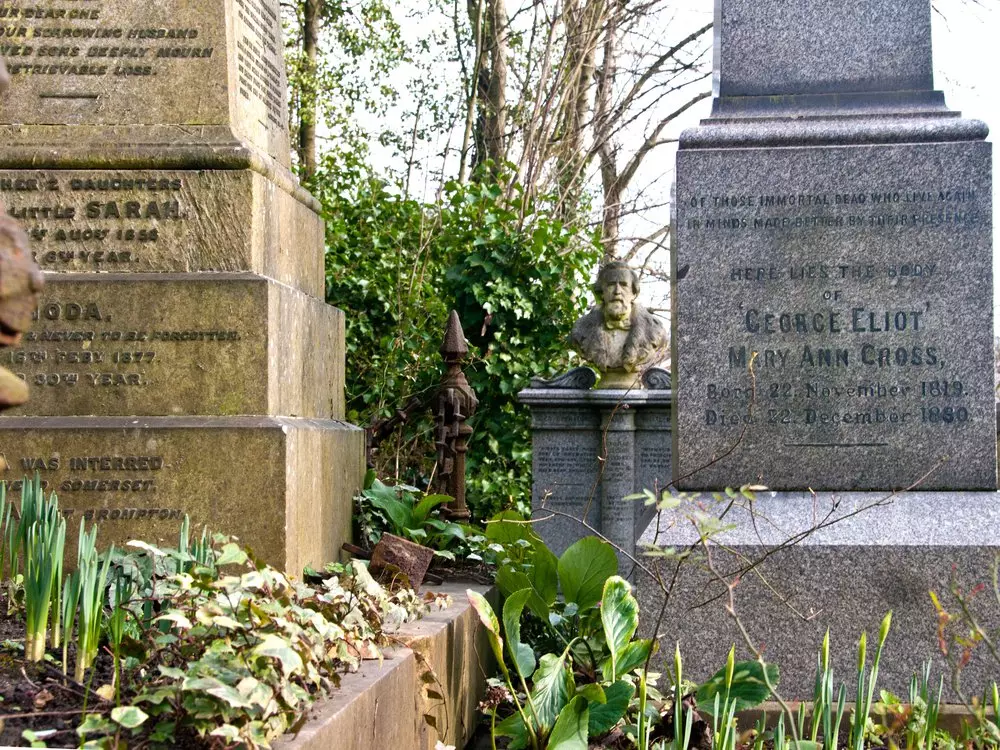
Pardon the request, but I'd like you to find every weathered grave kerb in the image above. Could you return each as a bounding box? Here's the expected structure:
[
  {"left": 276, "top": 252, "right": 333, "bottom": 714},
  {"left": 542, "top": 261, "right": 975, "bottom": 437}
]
[
  {"left": 652, "top": 0, "right": 999, "bottom": 697},
  {"left": 0, "top": 0, "right": 364, "bottom": 572}
]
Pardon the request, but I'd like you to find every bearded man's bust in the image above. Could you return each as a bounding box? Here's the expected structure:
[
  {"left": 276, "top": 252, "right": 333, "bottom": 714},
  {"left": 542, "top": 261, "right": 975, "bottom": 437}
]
[{"left": 569, "top": 262, "right": 668, "bottom": 388}]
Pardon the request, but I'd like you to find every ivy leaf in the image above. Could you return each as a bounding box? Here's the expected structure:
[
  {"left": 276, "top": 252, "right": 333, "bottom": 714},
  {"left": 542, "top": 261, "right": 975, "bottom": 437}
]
[
  {"left": 210, "top": 724, "right": 242, "bottom": 742},
  {"left": 154, "top": 611, "right": 193, "bottom": 630},
  {"left": 111, "top": 706, "right": 149, "bottom": 729},
  {"left": 251, "top": 634, "right": 305, "bottom": 678},
  {"left": 157, "top": 665, "right": 186, "bottom": 680},
  {"left": 183, "top": 677, "right": 254, "bottom": 709},
  {"left": 215, "top": 543, "right": 248, "bottom": 567},
  {"left": 23, "top": 728, "right": 56, "bottom": 748},
  {"left": 76, "top": 714, "right": 115, "bottom": 737}
]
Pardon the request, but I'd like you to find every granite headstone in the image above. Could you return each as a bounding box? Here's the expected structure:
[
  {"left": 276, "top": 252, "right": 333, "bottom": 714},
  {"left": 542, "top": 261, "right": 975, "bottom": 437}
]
[
  {"left": 673, "top": 0, "right": 994, "bottom": 491},
  {"left": 655, "top": 0, "right": 998, "bottom": 698}
]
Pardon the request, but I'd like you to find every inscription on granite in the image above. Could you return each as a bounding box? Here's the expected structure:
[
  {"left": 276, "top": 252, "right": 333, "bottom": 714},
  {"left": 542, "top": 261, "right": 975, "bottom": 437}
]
[
  {"left": 0, "top": 422, "right": 296, "bottom": 564},
  {"left": 0, "top": 0, "right": 360, "bottom": 573},
  {"left": 234, "top": 0, "right": 286, "bottom": 130},
  {"left": 673, "top": 143, "right": 994, "bottom": 491},
  {"left": 534, "top": 440, "right": 599, "bottom": 500},
  {"left": 532, "top": 420, "right": 601, "bottom": 556},
  {"left": 14, "top": 453, "right": 166, "bottom": 501},
  {"left": 1, "top": 1, "right": 220, "bottom": 113},
  {"left": 1, "top": 170, "right": 241, "bottom": 271},
  {"left": 3, "top": 171, "right": 184, "bottom": 269}
]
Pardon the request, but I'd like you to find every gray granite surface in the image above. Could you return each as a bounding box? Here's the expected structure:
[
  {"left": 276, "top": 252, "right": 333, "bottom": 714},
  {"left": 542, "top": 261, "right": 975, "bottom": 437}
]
[
  {"left": 715, "top": 0, "right": 932, "bottom": 98},
  {"left": 681, "top": 116, "right": 989, "bottom": 149},
  {"left": 635, "top": 491, "right": 1000, "bottom": 699},
  {"left": 673, "top": 140, "right": 995, "bottom": 491},
  {"left": 657, "top": 0, "right": 999, "bottom": 702},
  {"left": 519, "top": 388, "right": 671, "bottom": 563}
]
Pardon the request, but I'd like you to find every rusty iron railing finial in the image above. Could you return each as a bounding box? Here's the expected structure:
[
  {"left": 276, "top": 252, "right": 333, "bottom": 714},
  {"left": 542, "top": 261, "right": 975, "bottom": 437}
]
[{"left": 435, "top": 310, "right": 477, "bottom": 519}]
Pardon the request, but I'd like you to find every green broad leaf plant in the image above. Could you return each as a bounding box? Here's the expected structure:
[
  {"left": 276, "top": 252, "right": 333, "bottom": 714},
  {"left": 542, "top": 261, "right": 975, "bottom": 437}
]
[
  {"left": 356, "top": 470, "right": 492, "bottom": 562},
  {"left": 470, "top": 519, "right": 781, "bottom": 749},
  {"left": 0, "top": 480, "right": 444, "bottom": 749},
  {"left": 72, "top": 545, "right": 438, "bottom": 748},
  {"left": 468, "top": 519, "right": 655, "bottom": 749}
]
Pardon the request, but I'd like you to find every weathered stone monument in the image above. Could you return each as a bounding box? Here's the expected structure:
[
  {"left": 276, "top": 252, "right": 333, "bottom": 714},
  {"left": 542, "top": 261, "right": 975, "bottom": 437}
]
[
  {"left": 643, "top": 0, "right": 998, "bottom": 696},
  {"left": 0, "top": 0, "right": 365, "bottom": 573},
  {"left": 519, "top": 265, "right": 671, "bottom": 570}
]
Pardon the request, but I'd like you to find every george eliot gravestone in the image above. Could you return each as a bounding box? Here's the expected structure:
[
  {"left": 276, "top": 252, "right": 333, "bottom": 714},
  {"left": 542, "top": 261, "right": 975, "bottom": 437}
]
[
  {"left": 672, "top": 1, "right": 994, "bottom": 491},
  {"left": 0, "top": 0, "right": 365, "bottom": 572},
  {"left": 645, "top": 0, "right": 1000, "bottom": 698},
  {"left": 673, "top": 2, "right": 996, "bottom": 490}
]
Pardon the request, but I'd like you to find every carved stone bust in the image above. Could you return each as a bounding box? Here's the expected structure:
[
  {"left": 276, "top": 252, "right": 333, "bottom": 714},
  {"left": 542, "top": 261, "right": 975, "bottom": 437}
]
[{"left": 569, "top": 262, "right": 667, "bottom": 388}]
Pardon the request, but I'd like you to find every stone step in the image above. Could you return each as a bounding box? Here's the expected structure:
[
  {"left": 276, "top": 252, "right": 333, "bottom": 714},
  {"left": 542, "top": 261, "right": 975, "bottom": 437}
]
[
  {"left": 0, "top": 167, "right": 324, "bottom": 297},
  {"left": 1, "top": 272, "right": 345, "bottom": 419},
  {"left": 273, "top": 584, "right": 495, "bottom": 750},
  {"left": 637, "top": 490, "right": 1000, "bottom": 700},
  {"left": 0, "top": 414, "right": 363, "bottom": 573}
]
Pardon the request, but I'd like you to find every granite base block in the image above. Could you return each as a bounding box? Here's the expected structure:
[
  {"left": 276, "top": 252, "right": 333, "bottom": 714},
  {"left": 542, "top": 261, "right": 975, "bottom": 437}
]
[
  {"left": 0, "top": 415, "right": 365, "bottom": 575},
  {"left": 3, "top": 273, "right": 346, "bottom": 419},
  {"left": 635, "top": 491, "right": 1000, "bottom": 699}
]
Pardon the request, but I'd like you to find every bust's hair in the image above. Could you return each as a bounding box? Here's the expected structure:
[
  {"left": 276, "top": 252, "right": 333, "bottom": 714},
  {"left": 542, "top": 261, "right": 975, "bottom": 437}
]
[{"left": 593, "top": 261, "right": 640, "bottom": 299}]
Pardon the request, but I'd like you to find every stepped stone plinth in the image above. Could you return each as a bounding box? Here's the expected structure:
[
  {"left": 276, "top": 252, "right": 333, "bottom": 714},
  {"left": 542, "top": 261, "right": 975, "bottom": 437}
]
[{"left": 0, "top": 0, "right": 364, "bottom": 571}]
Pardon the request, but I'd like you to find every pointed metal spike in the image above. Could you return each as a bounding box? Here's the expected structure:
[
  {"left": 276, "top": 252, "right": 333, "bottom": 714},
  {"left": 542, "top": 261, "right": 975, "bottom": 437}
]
[{"left": 440, "top": 310, "right": 468, "bottom": 358}]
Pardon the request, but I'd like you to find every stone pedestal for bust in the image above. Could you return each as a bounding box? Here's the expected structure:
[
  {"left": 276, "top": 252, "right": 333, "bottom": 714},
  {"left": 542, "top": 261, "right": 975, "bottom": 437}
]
[
  {"left": 0, "top": 0, "right": 364, "bottom": 572},
  {"left": 517, "top": 373, "right": 671, "bottom": 574}
]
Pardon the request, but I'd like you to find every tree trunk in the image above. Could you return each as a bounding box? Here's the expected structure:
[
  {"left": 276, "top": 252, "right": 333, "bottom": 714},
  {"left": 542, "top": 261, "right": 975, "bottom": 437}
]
[
  {"left": 595, "top": 0, "right": 624, "bottom": 258},
  {"left": 469, "top": 0, "right": 508, "bottom": 176},
  {"left": 554, "top": 0, "right": 603, "bottom": 220},
  {"left": 298, "top": 0, "right": 320, "bottom": 180},
  {"left": 482, "top": 0, "right": 507, "bottom": 170}
]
